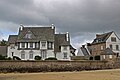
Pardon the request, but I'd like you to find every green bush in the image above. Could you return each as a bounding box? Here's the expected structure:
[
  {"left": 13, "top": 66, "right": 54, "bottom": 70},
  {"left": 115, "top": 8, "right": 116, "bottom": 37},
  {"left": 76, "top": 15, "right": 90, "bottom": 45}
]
[
  {"left": 0, "top": 55, "right": 6, "bottom": 60},
  {"left": 45, "top": 57, "right": 57, "bottom": 60},
  {"left": 34, "top": 55, "right": 41, "bottom": 60},
  {"left": 13, "top": 56, "right": 21, "bottom": 60},
  {"left": 89, "top": 56, "right": 93, "bottom": 60},
  {"left": 94, "top": 55, "right": 100, "bottom": 60}
]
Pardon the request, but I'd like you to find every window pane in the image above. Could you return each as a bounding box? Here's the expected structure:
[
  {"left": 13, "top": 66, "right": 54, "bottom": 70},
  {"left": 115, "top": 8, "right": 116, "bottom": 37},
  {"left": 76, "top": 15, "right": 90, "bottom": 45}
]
[
  {"left": 116, "top": 45, "right": 119, "bottom": 50},
  {"left": 109, "top": 45, "right": 112, "bottom": 50},
  {"left": 30, "top": 43, "right": 33, "bottom": 48},
  {"left": 63, "top": 46, "right": 67, "bottom": 50},
  {"left": 21, "top": 54, "right": 25, "bottom": 59},
  {"left": 111, "top": 37, "right": 116, "bottom": 42},
  {"left": 63, "top": 52, "right": 67, "bottom": 59},
  {"left": 48, "top": 42, "right": 52, "bottom": 49},
  {"left": 22, "top": 43, "right": 25, "bottom": 48},
  {"left": 29, "top": 54, "right": 33, "bottom": 59},
  {"left": 41, "top": 42, "right": 46, "bottom": 47}
]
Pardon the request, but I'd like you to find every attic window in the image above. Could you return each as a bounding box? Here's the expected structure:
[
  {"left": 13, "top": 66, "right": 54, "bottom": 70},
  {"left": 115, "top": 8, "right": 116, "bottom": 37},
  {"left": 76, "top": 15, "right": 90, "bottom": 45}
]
[
  {"left": 111, "top": 37, "right": 116, "bottom": 42},
  {"left": 25, "top": 33, "right": 32, "bottom": 39}
]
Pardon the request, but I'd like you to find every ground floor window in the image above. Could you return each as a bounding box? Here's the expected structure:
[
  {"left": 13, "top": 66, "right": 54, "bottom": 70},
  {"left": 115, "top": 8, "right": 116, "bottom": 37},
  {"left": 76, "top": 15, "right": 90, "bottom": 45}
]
[
  {"left": 21, "top": 53, "right": 25, "bottom": 59},
  {"left": 29, "top": 54, "right": 33, "bottom": 59},
  {"left": 63, "top": 52, "right": 67, "bottom": 59},
  {"left": 41, "top": 50, "right": 47, "bottom": 59}
]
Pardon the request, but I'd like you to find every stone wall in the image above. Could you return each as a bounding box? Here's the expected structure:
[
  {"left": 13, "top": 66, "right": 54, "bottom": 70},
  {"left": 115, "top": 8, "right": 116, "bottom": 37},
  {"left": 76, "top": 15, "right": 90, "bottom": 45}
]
[{"left": 0, "top": 60, "right": 115, "bottom": 73}]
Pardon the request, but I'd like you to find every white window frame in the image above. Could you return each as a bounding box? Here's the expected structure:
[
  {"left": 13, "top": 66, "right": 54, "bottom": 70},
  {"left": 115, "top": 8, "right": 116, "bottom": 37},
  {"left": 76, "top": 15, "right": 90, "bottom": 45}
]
[
  {"left": 41, "top": 50, "right": 47, "bottom": 59},
  {"left": 41, "top": 42, "right": 46, "bottom": 47},
  {"left": 29, "top": 54, "right": 33, "bottom": 59}
]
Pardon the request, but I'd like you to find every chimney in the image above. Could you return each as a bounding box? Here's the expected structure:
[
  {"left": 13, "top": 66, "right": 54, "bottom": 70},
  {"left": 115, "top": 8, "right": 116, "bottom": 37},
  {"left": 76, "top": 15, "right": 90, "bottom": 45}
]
[
  {"left": 66, "top": 32, "right": 69, "bottom": 41},
  {"left": 20, "top": 24, "right": 24, "bottom": 31},
  {"left": 51, "top": 24, "right": 55, "bottom": 29}
]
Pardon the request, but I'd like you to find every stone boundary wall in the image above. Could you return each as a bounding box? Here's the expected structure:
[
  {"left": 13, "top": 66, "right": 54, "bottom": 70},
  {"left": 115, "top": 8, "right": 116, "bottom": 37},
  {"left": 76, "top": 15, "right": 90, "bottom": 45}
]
[{"left": 0, "top": 60, "right": 115, "bottom": 73}]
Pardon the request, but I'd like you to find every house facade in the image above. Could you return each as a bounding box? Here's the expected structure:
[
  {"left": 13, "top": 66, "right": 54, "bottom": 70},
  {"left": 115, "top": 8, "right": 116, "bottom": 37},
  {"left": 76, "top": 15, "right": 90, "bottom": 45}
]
[
  {"left": 91, "top": 31, "right": 120, "bottom": 58},
  {"left": 7, "top": 24, "right": 75, "bottom": 60}
]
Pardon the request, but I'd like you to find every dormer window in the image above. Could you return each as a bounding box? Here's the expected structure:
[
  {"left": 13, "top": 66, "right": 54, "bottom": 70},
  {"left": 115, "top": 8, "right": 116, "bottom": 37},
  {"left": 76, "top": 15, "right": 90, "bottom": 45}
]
[{"left": 25, "top": 33, "right": 32, "bottom": 39}]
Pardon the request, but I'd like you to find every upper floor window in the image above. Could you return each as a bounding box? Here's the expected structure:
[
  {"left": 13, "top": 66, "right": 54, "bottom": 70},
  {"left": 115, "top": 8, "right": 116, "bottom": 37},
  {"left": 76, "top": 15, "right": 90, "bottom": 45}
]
[
  {"left": 111, "top": 37, "right": 116, "bottom": 42},
  {"left": 48, "top": 42, "right": 53, "bottom": 49},
  {"left": 21, "top": 43, "right": 25, "bottom": 48},
  {"left": 109, "top": 45, "right": 113, "bottom": 50},
  {"left": 116, "top": 45, "right": 119, "bottom": 50},
  {"left": 30, "top": 43, "right": 33, "bottom": 48},
  {"left": 41, "top": 42, "right": 46, "bottom": 47},
  {"left": 35, "top": 42, "right": 39, "bottom": 48}
]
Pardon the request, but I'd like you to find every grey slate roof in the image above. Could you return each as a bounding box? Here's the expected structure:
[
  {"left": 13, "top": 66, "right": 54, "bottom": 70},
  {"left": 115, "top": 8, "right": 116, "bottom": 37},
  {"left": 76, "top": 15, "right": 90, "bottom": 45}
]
[
  {"left": 54, "top": 34, "right": 70, "bottom": 52},
  {"left": 8, "top": 35, "right": 18, "bottom": 44},
  {"left": 80, "top": 47, "right": 90, "bottom": 56},
  {"left": 92, "top": 31, "right": 113, "bottom": 44},
  {"left": 0, "top": 46, "right": 7, "bottom": 56},
  {"left": 17, "top": 27, "right": 55, "bottom": 42},
  {"left": 101, "top": 48, "right": 116, "bottom": 55}
]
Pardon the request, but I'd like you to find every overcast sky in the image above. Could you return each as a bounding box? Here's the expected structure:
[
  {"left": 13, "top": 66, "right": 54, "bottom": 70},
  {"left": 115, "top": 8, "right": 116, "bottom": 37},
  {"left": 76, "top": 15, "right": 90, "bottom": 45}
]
[{"left": 0, "top": 0, "right": 120, "bottom": 49}]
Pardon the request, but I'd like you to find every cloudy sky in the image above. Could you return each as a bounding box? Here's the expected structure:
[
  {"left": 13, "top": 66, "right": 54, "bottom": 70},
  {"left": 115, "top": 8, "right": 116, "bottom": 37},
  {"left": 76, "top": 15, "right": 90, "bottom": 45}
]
[{"left": 0, "top": 0, "right": 120, "bottom": 49}]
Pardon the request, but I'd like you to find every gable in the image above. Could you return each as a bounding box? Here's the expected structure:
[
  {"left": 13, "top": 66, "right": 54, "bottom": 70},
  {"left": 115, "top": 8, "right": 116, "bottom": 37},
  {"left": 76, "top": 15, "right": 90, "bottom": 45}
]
[
  {"left": 106, "top": 32, "right": 120, "bottom": 42},
  {"left": 23, "top": 30, "right": 36, "bottom": 39}
]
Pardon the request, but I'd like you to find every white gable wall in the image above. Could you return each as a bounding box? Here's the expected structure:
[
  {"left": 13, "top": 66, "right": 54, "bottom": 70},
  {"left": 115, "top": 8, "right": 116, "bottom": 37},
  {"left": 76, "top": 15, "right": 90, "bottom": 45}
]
[{"left": 106, "top": 32, "right": 120, "bottom": 54}]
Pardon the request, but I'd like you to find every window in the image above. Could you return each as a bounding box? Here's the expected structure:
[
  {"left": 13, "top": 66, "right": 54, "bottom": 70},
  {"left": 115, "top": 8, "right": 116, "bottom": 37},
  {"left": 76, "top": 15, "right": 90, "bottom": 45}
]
[
  {"left": 116, "top": 45, "right": 119, "bottom": 50},
  {"left": 101, "top": 46, "right": 103, "bottom": 50},
  {"left": 48, "top": 42, "right": 53, "bottom": 49},
  {"left": 109, "top": 55, "right": 112, "bottom": 59},
  {"left": 63, "top": 52, "right": 67, "bottom": 59},
  {"left": 63, "top": 46, "right": 67, "bottom": 50},
  {"left": 41, "top": 42, "right": 46, "bottom": 47},
  {"left": 12, "top": 52, "right": 14, "bottom": 56},
  {"left": 21, "top": 43, "right": 25, "bottom": 48},
  {"left": 29, "top": 51, "right": 33, "bottom": 59},
  {"left": 30, "top": 43, "right": 33, "bottom": 48},
  {"left": 41, "top": 50, "right": 47, "bottom": 59},
  {"left": 109, "top": 45, "right": 113, "bottom": 50},
  {"left": 21, "top": 53, "right": 25, "bottom": 59},
  {"left": 35, "top": 42, "right": 39, "bottom": 48},
  {"left": 29, "top": 54, "right": 33, "bottom": 59},
  {"left": 25, "top": 33, "right": 32, "bottom": 39},
  {"left": 111, "top": 37, "right": 116, "bottom": 42}
]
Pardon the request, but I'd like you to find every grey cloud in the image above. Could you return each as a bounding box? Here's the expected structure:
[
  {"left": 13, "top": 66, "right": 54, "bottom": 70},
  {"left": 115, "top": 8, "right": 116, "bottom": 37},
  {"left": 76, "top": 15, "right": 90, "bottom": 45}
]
[{"left": 0, "top": 0, "right": 120, "bottom": 48}]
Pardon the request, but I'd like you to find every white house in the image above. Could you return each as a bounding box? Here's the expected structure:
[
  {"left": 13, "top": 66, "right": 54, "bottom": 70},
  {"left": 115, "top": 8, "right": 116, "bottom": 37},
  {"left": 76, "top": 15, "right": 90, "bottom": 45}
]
[{"left": 7, "top": 24, "right": 75, "bottom": 60}]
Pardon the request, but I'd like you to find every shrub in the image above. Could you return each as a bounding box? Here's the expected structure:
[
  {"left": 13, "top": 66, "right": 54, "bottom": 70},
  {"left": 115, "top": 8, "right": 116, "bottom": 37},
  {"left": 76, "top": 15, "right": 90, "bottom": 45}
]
[
  {"left": 89, "top": 56, "right": 93, "bottom": 60},
  {"left": 94, "top": 55, "right": 100, "bottom": 60},
  {"left": 6, "top": 57, "right": 12, "bottom": 60},
  {"left": 0, "top": 55, "right": 6, "bottom": 60},
  {"left": 45, "top": 57, "right": 57, "bottom": 60},
  {"left": 34, "top": 55, "right": 41, "bottom": 60},
  {"left": 13, "top": 56, "right": 21, "bottom": 60}
]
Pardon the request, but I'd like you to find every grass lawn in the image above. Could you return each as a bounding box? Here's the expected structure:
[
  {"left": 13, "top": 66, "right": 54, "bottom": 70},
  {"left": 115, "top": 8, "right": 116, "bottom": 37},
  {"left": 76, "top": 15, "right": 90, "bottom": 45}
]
[{"left": 0, "top": 69, "right": 120, "bottom": 80}]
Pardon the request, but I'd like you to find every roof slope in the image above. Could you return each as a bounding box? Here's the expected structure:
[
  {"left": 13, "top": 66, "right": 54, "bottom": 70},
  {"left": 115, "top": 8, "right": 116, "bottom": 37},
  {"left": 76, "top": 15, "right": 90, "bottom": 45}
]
[
  {"left": 101, "top": 48, "right": 116, "bottom": 55},
  {"left": 54, "top": 34, "right": 70, "bottom": 52},
  {"left": 92, "top": 31, "right": 113, "bottom": 44},
  {"left": 18, "top": 27, "right": 55, "bottom": 42},
  {"left": 8, "top": 35, "right": 18, "bottom": 44}
]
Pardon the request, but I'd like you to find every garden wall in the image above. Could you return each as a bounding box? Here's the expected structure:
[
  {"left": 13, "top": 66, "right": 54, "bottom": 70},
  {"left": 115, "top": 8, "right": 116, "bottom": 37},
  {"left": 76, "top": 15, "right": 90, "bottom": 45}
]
[{"left": 0, "top": 60, "right": 116, "bottom": 73}]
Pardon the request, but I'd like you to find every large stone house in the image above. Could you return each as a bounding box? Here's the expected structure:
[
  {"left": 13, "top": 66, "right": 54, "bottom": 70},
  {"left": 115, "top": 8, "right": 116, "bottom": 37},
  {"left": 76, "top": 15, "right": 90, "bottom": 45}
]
[
  {"left": 91, "top": 31, "right": 120, "bottom": 59},
  {"left": 7, "top": 24, "right": 75, "bottom": 60}
]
